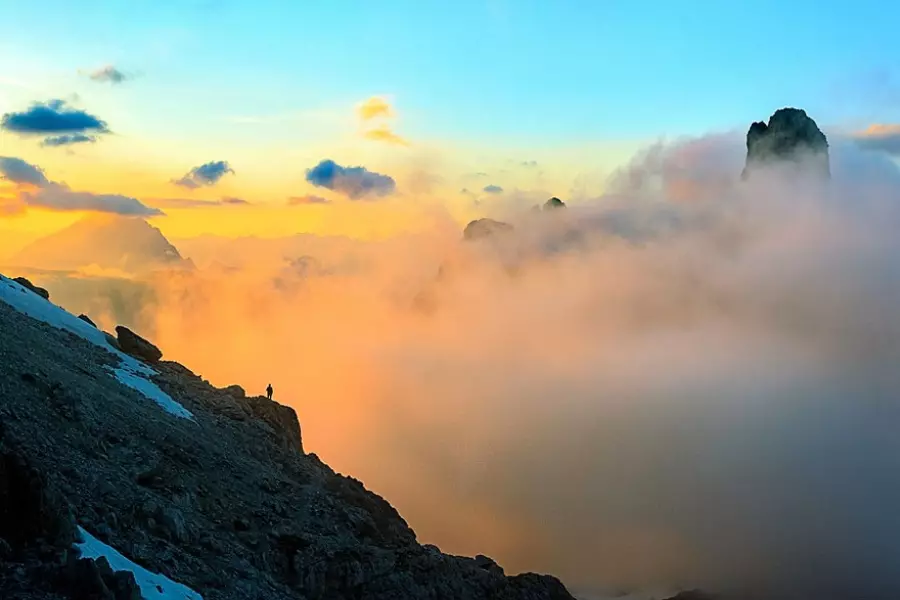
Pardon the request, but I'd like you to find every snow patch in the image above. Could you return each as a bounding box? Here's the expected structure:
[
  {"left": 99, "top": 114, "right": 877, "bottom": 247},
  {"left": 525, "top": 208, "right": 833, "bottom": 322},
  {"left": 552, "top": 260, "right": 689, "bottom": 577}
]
[
  {"left": 111, "top": 367, "right": 194, "bottom": 419},
  {"left": 0, "top": 274, "right": 194, "bottom": 420},
  {"left": 75, "top": 526, "right": 203, "bottom": 600}
]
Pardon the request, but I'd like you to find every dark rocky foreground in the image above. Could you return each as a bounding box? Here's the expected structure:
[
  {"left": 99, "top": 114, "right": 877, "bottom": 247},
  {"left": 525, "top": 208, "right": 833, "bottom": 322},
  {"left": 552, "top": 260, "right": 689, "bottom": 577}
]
[{"left": 0, "top": 277, "right": 575, "bottom": 599}]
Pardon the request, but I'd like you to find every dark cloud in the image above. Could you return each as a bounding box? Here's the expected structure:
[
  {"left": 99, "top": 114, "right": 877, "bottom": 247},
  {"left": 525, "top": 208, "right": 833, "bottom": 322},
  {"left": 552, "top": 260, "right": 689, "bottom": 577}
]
[
  {"left": 40, "top": 133, "right": 97, "bottom": 147},
  {"left": 288, "top": 195, "right": 331, "bottom": 205},
  {"left": 1, "top": 100, "right": 109, "bottom": 137},
  {"left": 172, "top": 160, "right": 235, "bottom": 189},
  {"left": 85, "top": 65, "right": 129, "bottom": 84},
  {"left": 483, "top": 184, "right": 504, "bottom": 194},
  {"left": 305, "top": 159, "right": 395, "bottom": 199},
  {"left": 851, "top": 125, "right": 900, "bottom": 156},
  {"left": 0, "top": 156, "right": 51, "bottom": 187},
  {"left": 23, "top": 185, "right": 163, "bottom": 216}
]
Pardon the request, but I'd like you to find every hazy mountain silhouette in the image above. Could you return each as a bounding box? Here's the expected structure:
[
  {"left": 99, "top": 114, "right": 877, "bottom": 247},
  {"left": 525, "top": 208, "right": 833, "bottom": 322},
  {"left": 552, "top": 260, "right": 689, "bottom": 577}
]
[{"left": 11, "top": 215, "right": 193, "bottom": 273}]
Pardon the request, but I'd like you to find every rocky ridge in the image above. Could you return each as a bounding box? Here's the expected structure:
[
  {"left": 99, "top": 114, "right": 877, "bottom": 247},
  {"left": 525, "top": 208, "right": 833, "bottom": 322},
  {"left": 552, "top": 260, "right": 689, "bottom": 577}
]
[
  {"left": 0, "top": 273, "right": 574, "bottom": 600},
  {"left": 741, "top": 107, "right": 830, "bottom": 179}
]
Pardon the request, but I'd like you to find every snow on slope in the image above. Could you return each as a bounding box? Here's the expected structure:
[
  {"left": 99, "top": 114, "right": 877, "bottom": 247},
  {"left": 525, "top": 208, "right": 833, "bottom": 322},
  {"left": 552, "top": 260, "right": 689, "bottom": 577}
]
[
  {"left": 76, "top": 526, "right": 203, "bottom": 600},
  {"left": 0, "top": 274, "right": 194, "bottom": 420},
  {"left": 111, "top": 367, "right": 194, "bottom": 419}
]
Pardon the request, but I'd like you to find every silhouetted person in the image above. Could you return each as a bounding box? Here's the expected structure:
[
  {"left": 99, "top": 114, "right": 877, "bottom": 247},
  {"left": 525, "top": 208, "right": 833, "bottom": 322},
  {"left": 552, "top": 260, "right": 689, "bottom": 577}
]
[{"left": 266, "top": 383, "right": 273, "bottom": 401}]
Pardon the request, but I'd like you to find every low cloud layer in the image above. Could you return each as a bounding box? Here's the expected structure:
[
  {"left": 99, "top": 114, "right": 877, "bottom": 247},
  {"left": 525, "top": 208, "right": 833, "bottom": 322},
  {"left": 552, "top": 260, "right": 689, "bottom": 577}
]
[
  {"left": 172, "top": 160, "right": 235, "bottom": 189},
  {"left": 25, "top": 129, "right": 900, "bottom": 600},
  {"left": 305, "top": 159, "right": 396, "bottom": 199}
]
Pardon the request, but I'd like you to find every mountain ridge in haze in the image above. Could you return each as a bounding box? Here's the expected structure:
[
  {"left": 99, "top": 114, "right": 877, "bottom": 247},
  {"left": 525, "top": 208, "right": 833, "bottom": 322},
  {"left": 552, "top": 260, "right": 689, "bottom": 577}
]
[{"left": 10, "top": 215, "right": 194, "bottom": 274}]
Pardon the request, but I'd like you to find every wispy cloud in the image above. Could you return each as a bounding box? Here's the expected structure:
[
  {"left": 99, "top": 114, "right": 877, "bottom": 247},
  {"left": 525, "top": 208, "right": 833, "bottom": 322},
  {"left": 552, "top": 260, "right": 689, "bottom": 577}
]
[
  {"left": 305, "top": 159, "right": 395, "bottom": 200},
  {"left": 363, "top": 126, "right": 409, "bottom": 146},
  {"left": 172, "top": 160, "right": 235, "bottom": 189},
  {"left": 483, "top": 184, "right": 504, "bottom": 194},
  {"left": 0, "top": 156, "right": 51, "bottom": 187},
  {"left": 0, "top": 155, "right": 161, "bottom": 216},
  {"left": 82, "top": 65, "right": 130, "bottom": 84},
  {"left": 23, "top": 187, "right": 164, "bottom": 216},
  {"left": 150, "top": 196, "right": 250, "bottom": 209},
  {"left": 288, "top": 195, "right": 331, "bottom": 205},
  {"left": 40, "top": 133, "right": 98, "bottom": 147},
  {"left": 356, "top": 96, "right": 410, "bottom": 147},
  {"left": 852, "top": 124, "right": 900, "bottom": 156},
  {"left": 357, "top": 97, "right": 393, "bottom": 121}
]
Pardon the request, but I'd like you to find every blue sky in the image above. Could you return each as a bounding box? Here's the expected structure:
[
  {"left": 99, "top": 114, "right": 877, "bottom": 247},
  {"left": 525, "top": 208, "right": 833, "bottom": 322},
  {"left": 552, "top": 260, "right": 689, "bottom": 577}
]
[
  {"left": 1, "top": 0, "right": 899, "bottom": 241},
  {"left": 2, "top": 0, "right": 897, "bottom": 143}
]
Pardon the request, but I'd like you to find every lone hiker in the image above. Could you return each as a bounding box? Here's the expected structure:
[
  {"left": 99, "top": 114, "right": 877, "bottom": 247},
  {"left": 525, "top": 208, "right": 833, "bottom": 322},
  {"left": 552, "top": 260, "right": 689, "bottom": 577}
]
[{"left": 266, "top": 383, "right": 273, "bottom": 401}]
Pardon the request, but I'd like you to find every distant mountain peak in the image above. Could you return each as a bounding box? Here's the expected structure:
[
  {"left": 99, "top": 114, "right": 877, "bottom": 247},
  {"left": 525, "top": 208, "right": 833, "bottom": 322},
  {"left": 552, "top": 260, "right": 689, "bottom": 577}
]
[{"left": 12, "top": 215, "right": 192, "bottom": 273}]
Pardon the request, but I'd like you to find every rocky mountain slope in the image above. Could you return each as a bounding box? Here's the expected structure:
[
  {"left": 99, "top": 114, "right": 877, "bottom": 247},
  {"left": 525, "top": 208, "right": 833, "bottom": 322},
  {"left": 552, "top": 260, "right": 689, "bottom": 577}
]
[{"left": 0, "top": 274, "right": 574, "bottom": 600}]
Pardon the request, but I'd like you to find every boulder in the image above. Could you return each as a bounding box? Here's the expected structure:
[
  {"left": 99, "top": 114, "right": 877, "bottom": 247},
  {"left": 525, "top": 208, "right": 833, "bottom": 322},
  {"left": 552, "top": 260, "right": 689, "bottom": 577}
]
[
  {"left": 115, "top": 325, "right": 162, "bottom": 363},
  {"left": 223, "top": 384, "right": 246, "bottom": 399},
  {"left": 78, "top": 314, "right": 97, "bottom": 328},
  {"left": 463, "top": 218, "right": 514, "bottom": 241},
  {"left": 742, "top": 107, "right": 830, "bottom": 179},
  {"left": 474, "top": 554, "right": 505, "bottom": 576},
  {"left": 12, "top": 277, "right": 49, "bottom": 300}
]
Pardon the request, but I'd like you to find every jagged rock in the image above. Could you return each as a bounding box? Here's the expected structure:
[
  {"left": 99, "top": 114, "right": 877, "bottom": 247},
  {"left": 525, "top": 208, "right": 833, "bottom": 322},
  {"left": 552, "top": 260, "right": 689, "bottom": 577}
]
[
  {"left": 742, "top": 107, "right": 830, "bottom": 179},
  {"left": 244, "top": 395, "right": 304, "bottom": 454},
  {"left": 108, "top": 570, "right": 143, "bottom": 600},
  {"left": 67, "top": 557, "right": 114, "bottom": 599},
  {"left": 543, "top": 197, "right": 566, "bottom": 210},
  {"left": 77, "top": 314, "right": 97, "bottom": 328},
  {"left": 475, "top": 554, "right": 505, "bottom": 576},
  {"left": 223, "top": 384, "right": 246, "bottom": 399},
  {"left": 13, "top": 277, "right": 49, "bottom": 300},
  {"left": 114, "top": 325, "right": 162, "bottom": 363},
  {"left": 103, "top": 332, "right": 121, "bottom": 350},
  {"left": 463, "top": 218, "right": 514, "bottom": 241},
  {"left": 156, "top": 506, "right": 190, "bottom": 543}
]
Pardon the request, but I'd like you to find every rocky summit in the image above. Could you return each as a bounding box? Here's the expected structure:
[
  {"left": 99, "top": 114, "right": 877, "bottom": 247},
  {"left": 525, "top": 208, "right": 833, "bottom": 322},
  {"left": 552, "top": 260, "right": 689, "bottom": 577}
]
[
  {"left": 0, "top": 273, "right": 575, "bottom": 600},
  {"left": 741, "top": 107, "right": 830, "bottom": 179}
]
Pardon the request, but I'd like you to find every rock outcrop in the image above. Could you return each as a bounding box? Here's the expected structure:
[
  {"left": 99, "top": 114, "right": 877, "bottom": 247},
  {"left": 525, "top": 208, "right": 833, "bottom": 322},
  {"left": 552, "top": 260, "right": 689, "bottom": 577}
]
[
  {"left": 741, "top": 107, "right": 830, "bottom": 179},
  {"left": 12, "top": 277, "right": 49, "bottom": 301},
  {"left": 77, "top": 314, "right": 96, "bottom": 328},
  {"left": 114, "top": 326, "right": 162, "bottom": 363},
  {"left": 543, "top": 197, "right": 566, "bottom": 210},
  {"left": 463, "top": 218, "right": 514, "bottom": 241},
  {"left": 0, "top": 278, "right": 575, "bottom": 600}
]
